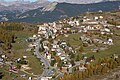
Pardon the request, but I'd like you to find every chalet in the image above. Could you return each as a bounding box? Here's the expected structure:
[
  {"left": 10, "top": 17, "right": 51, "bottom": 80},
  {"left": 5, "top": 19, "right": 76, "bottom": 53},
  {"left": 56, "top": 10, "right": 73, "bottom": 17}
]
[
  {"left": 20, "top": 74, "right": 27, "bottom": 77},
  {"left": 65, "top": 63, "right": 72, "bottom": 68},
  {"left": 116, "top": 26, "right": 120, "bottom": 28},
  {"left": 21, "top": 65, "right": 31, "bottom": 70},
  {"left": 85, "top": 55, "right": 95, "bottom": 63},
  {"left": 41, "top": 77, "right": 52, "bottom": 80},
  {"left": 46, "top": 53, "right": 51, "bottom": 61},
  {"left": 56, "top": 48, "right": 65, "bottom": 56},
  {"left": 38, "top": 26, "right": 47, "bottom": 34},
  {"left": 94, "top": 16, "right": 99, "bottom": 20},
  {"left": 79, "top": 65, "right": 87, "bottom": 72},
  {"left": 9, "top": 65, "right": 18, "bottom": 73},
  {"left": 103, "top": 28, "right": 111, "bottom": 32},
  {"left": 28, "top": 77, "right": 32, "bottom": 80},
  {"left": 99, "top": 16, "right": 103, "bottom": 19},
  {"left": 76, "top": 20, "right": 80, "bottom": 26},
  {"left": 23, "top": 56, "right": 27, "bottom": 59},
  {"left": 61, "top": 67, "right": 68, "bottom": 73},
  {"left": 82, "top": 20, "right": 99, "bottom": 25},
  {"left": 0, "top": 58, "right": 3, "bottom": 62},
  {"left": 1, "top": 55, "right": 6, "bottom": 59},
  {"left": 107, "top": 38, "right": 113, "bottom": 45},
  {"left": 28, "top": 43, "right": 37, "bottom": 48},
  {"left": 113, "top": 54, "right": 119, "bottom": 59},
  {"left": 33, "top": 35, "right": 37, "bottom": 38},
  {"left": 27, "top": 37, "right": 36, "bottom": 42},
  {"left": 60, "top": 55, "right": 66, "bottom": 60}
]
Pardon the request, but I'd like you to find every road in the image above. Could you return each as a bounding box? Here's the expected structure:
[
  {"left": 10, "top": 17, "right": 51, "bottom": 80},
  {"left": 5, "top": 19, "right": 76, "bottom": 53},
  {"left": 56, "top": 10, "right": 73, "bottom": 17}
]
[
  {"left": 34, "top": 39, "right": 67, "bottom": 80},
  {"left": 34, "top": 39, "right": 53, "bottom": 80},
  {"left": 54, "top": 72, "right": 64, "bottom": 80}
]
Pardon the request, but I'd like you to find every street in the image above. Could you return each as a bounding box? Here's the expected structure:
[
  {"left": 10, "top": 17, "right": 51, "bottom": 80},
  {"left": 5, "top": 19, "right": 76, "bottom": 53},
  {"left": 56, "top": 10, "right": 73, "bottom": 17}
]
[{"left": 34, "top": 39, "right": 53, "bottom": 80}]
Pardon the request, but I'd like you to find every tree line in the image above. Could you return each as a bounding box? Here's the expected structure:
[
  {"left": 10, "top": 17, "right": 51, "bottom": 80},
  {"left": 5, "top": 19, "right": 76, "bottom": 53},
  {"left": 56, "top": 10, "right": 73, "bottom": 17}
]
[
  {"left": 0, "top": 22, "right": 23, "bottom": 50},
  {"left": 0, "top": 22, "right": 24, "bottom": 31},
  {"left": 59, "top": 54, "right": 120, "bottom": 80},
  {"left": 0, "top": 29, "right": 15, "bottom": 50}
]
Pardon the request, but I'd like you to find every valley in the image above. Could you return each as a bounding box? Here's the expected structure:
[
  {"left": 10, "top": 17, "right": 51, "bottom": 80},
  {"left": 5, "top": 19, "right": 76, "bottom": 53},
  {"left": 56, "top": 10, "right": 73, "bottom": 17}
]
[{"left": 0, "top": 0, "right": 120, "bottom": 80}]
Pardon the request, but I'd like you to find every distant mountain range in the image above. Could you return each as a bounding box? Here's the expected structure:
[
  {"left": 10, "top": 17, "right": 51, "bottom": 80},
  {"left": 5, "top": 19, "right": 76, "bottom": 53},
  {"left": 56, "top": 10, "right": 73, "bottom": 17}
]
[
  {"left": 0, "top": 1, "right": 120, "bottom": 23},
  {"left": 0, "top": 0, "right": 49, "bottom": 12},
  {"left": 57, "top": 0, "right": 120, "bottom": 4}
]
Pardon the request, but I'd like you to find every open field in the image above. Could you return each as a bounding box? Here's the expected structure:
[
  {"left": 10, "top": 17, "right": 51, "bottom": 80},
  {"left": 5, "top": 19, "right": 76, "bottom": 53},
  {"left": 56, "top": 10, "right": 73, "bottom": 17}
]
[
  {"left": 1, "top": 30, "right": 43, "bottom": 80},
  {"left": 56, "top": 32, "right": 120, "bottom": 62}
]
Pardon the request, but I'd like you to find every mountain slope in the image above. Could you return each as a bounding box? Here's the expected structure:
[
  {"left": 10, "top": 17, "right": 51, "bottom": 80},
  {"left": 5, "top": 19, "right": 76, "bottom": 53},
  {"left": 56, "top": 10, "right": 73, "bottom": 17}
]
[
  {"left": 57, "top": 0, "right": 120, "bottom": 4},
  {"left": 0, "top": 0, "right": 50, "bottom": 22},
  {"left": 8, "top": 1, "right": 120, "bottom": 23}
]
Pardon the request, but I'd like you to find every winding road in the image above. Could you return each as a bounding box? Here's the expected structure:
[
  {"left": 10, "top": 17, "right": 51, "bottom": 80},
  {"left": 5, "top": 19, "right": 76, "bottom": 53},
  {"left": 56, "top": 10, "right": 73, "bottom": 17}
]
[{"left": 34, "top": 39, "right": 53, "bottom": 80}]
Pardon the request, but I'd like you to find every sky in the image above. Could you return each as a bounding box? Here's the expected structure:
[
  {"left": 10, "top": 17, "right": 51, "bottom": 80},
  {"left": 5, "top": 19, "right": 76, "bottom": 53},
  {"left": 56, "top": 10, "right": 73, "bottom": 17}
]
[{"left": 5, "top": 0, "right": 57, "bottom": 2}]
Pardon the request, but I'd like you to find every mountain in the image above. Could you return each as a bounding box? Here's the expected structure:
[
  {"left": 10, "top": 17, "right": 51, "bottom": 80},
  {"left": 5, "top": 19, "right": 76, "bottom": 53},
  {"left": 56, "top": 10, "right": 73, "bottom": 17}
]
[
  {"left": 0, "top": 0, "right": 50, "bottom": 12},
  {"left": 7, "top": 1, "right": 120, "bottom": 23},
  {"left": 57, "top": 0, "right": 120, "bottom": 4},
  {"left": 0, "top": 0, "right": 119, "bottom": 12},
  {"left": 58, "top": 0, "right": 103, "bottom": 4},
  {"left": 0, "top": 0, "right": 50, "bottom": 21}
]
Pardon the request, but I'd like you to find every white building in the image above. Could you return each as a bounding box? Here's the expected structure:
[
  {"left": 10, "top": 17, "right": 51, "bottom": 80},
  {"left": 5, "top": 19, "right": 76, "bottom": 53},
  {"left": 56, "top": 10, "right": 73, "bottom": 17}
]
[{"left": 41, "top": 77, "right": 52, "bottom": 80}]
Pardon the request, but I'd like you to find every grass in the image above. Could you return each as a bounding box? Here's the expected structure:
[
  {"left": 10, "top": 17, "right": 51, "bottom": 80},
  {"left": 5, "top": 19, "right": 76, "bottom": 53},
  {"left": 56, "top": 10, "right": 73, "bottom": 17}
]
[
  {"left": 26, "top": 53, "right": 43, "bottom": 75},
  {"left": 12, "top": 31, "right": 43, "bottom": 75},
  {"left": 0, "top": 66, "right": 26, "bottom": 80},
  {"left": 56, "top": 33, "right": 83, "bottom": 48},
  {"left": 1, "top": 30, "right": 43, "bottom": 79},
  {"left": 56, "top": 32, "right": 120, "bottom": 63}
]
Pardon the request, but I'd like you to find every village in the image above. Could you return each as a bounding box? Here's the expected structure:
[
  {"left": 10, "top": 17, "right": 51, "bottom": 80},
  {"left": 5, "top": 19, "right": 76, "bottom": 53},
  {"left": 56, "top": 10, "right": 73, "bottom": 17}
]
[
  {"left": 26, "top": 12, "right": 120, "bottom": 80},
  {"left": 0, "top": 12, "right": 120, "bottom": 80}
]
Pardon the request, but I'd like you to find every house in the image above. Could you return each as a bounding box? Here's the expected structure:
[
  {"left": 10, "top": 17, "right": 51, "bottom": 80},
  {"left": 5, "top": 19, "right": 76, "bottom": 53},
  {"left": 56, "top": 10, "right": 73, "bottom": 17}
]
[
  {"left": 43, "top": 46, "right": 49, "bottom": 51},
  {"left": 79, "top": 65, "right": 87, "bottom": 72},
  {"left": 23, "top": 56, "right": 27, "bottom": 59},
  {"left": 28, "top": 77, "right": 32, "bottom": 80},
  {"left": 76, "top": 20, "right": 80, "bottom": 26},
  {"left": 21, "top": 65, "right": 31, "bottom": 70},
  {"left": 116, "top": 26, "right": 120, "bottom": 28},
  {"left": 83, "top": 20, "right": 99, "bottom": 25},
  {"left": 53, "top": 22, "right": 57, "bottom": 27},
  {"left": 33, "top": 35, "right": 37, "bottom": 38},
  {"left": 61, "top": 67, "right": 68, "bottom": 73},
  {"left": 60, "top": 55, "right": 66, "bottom": 60},
  {"left": 65, "top": 63, "right": 72, "bottom": 68},
  {"left": 41, "top": 77, "right": 52, "bottom": 80},
  {"left": 28, "top": 35, "right": 37, "bottom": 42},
  {"left": 99, "top": 16, "right": 103, "bottom": 19},
  {"left": 1, "top": 55, "right": 6, "bottom": 59},
  {"left": 104, "top": 28, "right": 111, "bottom": 32},
  {"left": 46, "top": 53, "right": 51, "bottom": 61},
  {"left": 43, "top": 41, "right": 49, "bottom": 46},
  {"left": 107, "top": 38, "right": 113, "bottom": 45},
  {"left": 94, "top": 16, "right": 99, "bottom": 20},
  {"left": 56, "top": 49, "right": 64, "bottom": 56},
  {"left": 60, "top": 42, "right": 67, "bottom": 48},
  {"left": 0, "top": 58, "right": 3, "bottom": 62},
  {"left": 68, "top": 21, "right": 74, "bottom": 26},
  {"left": 38, "top": 26, "right": 47, "bottom": 34},
  {"left": 9, "top": 65, "right": 18, "bottom": 73},
  {"left": 20, "top": 74, "right": 27, "bottom": 77},
  {"left": 28, "top": 44, "right": 36, "bottom": 48},
  {"left": 26, "top": 48, "right": 32, "bottom": 52},
  {"left": 85, "top": 55, "right": 95, "bottom": 63},
  {"left": 51, "top": 48, "right": 56, "bottom": 52},
  {"left": 113, "top": 54, "right": 118, "bottom": 59}
]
